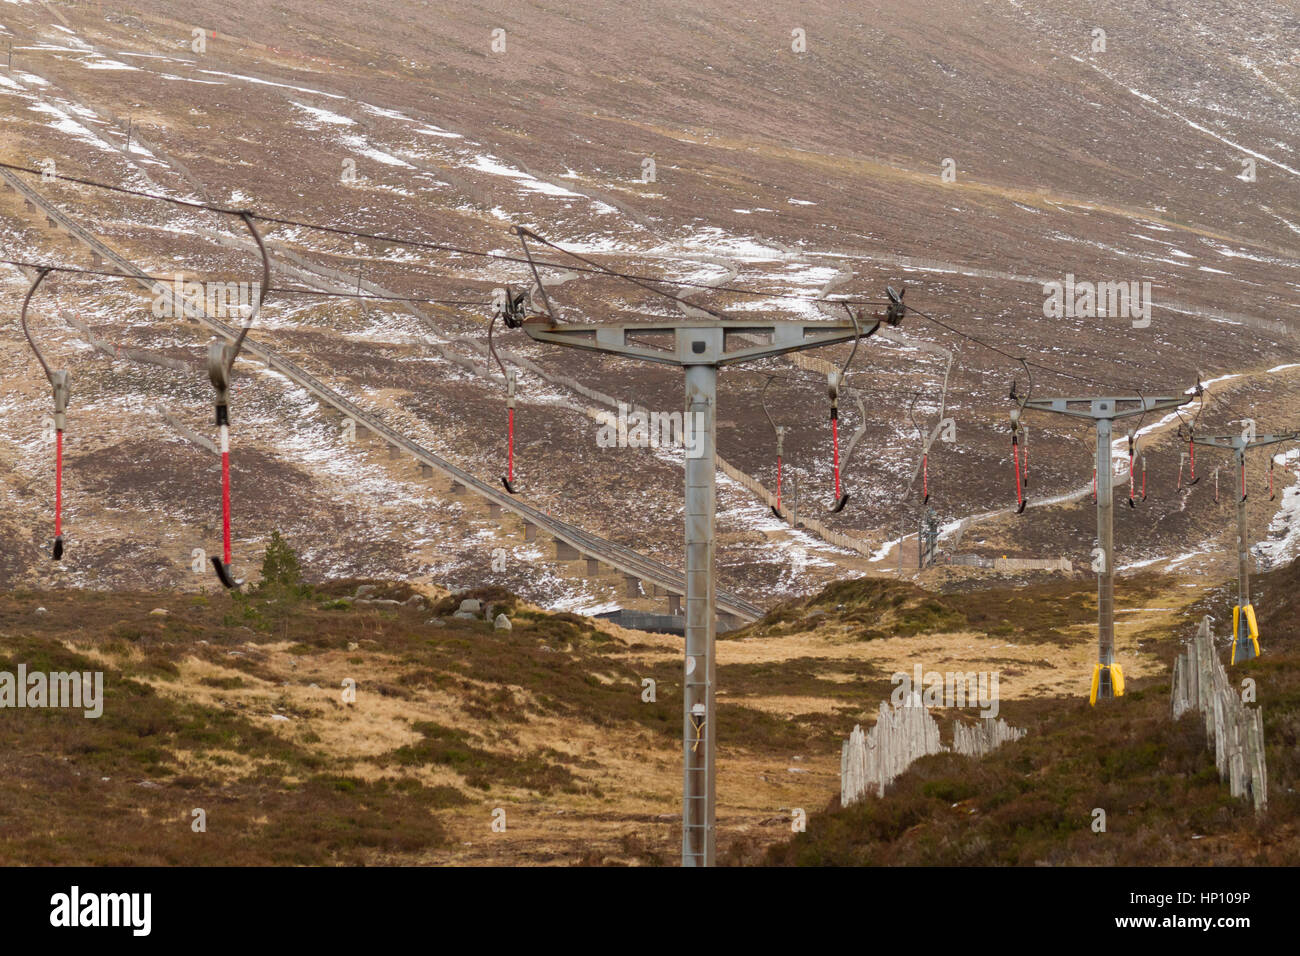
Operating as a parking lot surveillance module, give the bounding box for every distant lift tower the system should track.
[1016,394,1189,705]
[521,317,861,866]
[1187,431,1297,663]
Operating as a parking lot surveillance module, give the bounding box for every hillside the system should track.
[0,528,1288,866]
[0,0,1296,880]
[753,557,1300,866]
[0,0,1297,617]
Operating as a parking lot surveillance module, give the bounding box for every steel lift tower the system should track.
[521,316,864,865]
[1187,431,1297,663]
[1016,394,1189,704]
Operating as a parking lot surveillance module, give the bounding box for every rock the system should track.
[539,645,555,653]
[271,714,290,722]
[452,610,477,620]
[356,598,401,606]
[137,780,162,789]
[34,607,47,615]
[494,613,512,631]
[354,584,377,599]
[458,598,482,615]
[786,767,809,774]
[149,608,168,617]
[347,642,359,651]
[404,594,426,607]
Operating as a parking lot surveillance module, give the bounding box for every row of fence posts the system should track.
[840,693,1026,806]
[1171,615,1268,813]
[842,616,1270,810]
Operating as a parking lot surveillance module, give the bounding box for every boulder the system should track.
[494,613,512,631]
[458,598,482,615]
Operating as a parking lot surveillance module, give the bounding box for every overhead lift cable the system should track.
[6,161,1164,400]
[513,225,735,320]
[0,161,888,306]
[0,258,489,307]
[2,160,1209,398]
[901,300,1134,394]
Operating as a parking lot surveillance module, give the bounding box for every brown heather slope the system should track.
[0,528,1278,865]
[753,559,1300,866]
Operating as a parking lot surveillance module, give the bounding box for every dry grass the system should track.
[0,555,1291,866]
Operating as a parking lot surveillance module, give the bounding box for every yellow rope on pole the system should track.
[690,715,705,753]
